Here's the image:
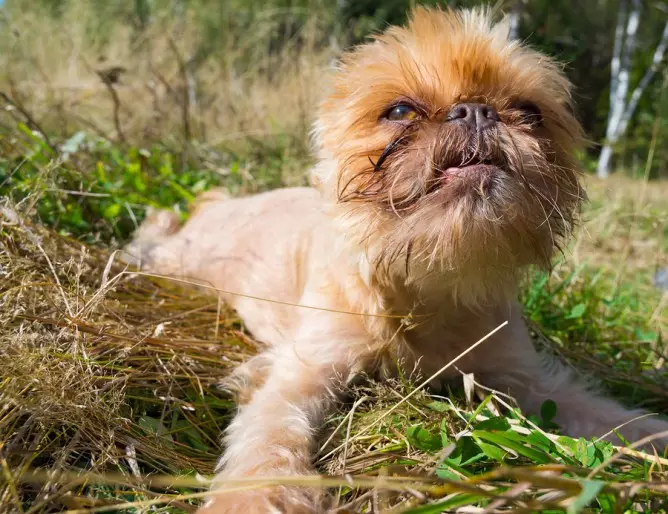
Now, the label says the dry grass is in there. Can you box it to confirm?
[0,1,333,152]
[1,175,667,513]
[576,176,668,273]
[0,204,257,511]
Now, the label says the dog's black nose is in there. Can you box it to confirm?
[446,103,499,130]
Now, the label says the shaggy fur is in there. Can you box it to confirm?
[124,7,668,513]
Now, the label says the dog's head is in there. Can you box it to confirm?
[313,7,585,302]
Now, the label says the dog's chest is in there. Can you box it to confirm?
[376,297,508,380]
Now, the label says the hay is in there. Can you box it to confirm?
[1,191,667,513]
[0,203,258,511]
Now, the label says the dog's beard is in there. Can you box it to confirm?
[329,122,581,302]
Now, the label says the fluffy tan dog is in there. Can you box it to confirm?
[124,7,668,513]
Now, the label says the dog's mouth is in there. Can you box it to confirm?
[370,131,510,212]
[379,157,506,215]
[429,156,505,195]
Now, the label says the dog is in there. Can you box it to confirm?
[124,7,668,513]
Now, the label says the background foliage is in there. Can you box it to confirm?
[1,0,667,180]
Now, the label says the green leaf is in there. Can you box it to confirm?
[95,161,107,182]
[168,180,195,201]
[475,441,507,461]
[439,418,450,447]
[527,414,542,426]
[435,461,466,480]
[138,416,174,448]
[456,436,489,467]
[598,440,615,460]
[103,203,122,219]
[633,328,658,341]
[179,426,210,452]
[125,161,141,175]
[565,303,586,319]
[556,435,578,452]
[610,429,631,446]
[427,401,450,413]
[403,493,481,513]
[133,173,148,192]
[472,430,553,463]
[406,424,442,452]
[473,416,511,432]
[467,394,494,422]
[526,430,554,452]
[567,480,605,514]
[540,399,558,423]
[573,437,600,466]
[596,492,617,514]
[440,436,486,470]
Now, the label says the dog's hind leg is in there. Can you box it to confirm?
[121,208,182,269]
[479,310,668,453]
[123,189,234,273]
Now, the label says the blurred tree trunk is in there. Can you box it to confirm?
[617,21,668,136]
[597,0,668,178]
[330,0,347,60]
[597,0,640,178]
[507,0,525,41]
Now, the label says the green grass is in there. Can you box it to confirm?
[1,122,667,513]
[1,126,310,244]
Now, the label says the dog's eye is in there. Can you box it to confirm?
[386,104,419,122]
[511,100,543,126]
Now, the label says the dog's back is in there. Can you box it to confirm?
[127,186,330,344]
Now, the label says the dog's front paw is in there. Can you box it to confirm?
[220,352,274,405]
[196,485,325,514]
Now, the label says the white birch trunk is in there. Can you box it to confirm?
[508,3,521,41]
[597,1,668,178]
[617,20,668,136]
[597,0,641,178]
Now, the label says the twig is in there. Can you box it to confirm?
[167,36,192,144]
[96,71,127,145]
[0,91,55,153]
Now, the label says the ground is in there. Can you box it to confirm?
[0,137,667,513]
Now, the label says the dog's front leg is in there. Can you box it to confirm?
[198,303,370,514]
